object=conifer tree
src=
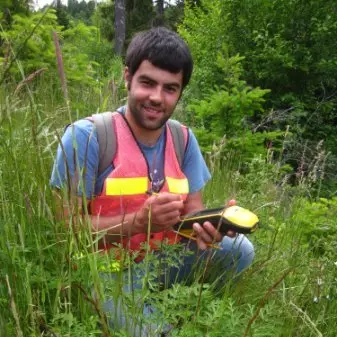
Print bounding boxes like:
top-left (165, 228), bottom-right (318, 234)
top-left (126, 0), bottom-right (154, 37)
top-left (114, 0), bottom-right (125, 55)
top-left (153, 0), bottom-right (164, 26)
top-left (55, 0), bottom-right (69, 29)
top-left (0, 0), bottom-right (32, 26)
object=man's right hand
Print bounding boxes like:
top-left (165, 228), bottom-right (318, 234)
top-left (135, 192), bottom-right (184, 233)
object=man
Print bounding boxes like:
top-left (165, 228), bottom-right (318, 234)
top-left (51, 27), bottom-right (254, 336)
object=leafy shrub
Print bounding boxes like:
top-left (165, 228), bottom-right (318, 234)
top-left (180, 0), bottom-right (337, 188)
top-left (0, 10), bottom-right (61, 78)
top-left (0, 10), bottom-right (112, 96)
top-left (186, 44), bottom-right (270, 150)
top-left (179, 0), bottom-right (232, 100)
top-left (62, 22), bottom-right (110, 87)
top-left (293, 197), bottom-right (337, 258)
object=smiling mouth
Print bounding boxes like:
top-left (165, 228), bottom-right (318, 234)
top-left (143, 105), bottom-right (163, 117)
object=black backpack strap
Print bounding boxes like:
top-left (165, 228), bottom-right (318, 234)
top-left (167, 119), bottom-right (189, 168)
top-left (92, 111), bottom-right (117, 176)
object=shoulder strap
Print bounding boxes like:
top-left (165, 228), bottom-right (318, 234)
top-left (167, 119), bottom-right (189, 168)
top-left (92, 111), bottom-right (116, 176)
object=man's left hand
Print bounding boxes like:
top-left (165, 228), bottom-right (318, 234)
top-left (192, 221), bottom-right (237, 250)
top-left (192, 199), bottom-right (237, 250)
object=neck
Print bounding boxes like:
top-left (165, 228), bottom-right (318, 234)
top-left (125, 106), bottom-right (163, 146)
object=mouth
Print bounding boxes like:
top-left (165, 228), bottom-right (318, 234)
top-left (143, 105), bottom-right (164, 119)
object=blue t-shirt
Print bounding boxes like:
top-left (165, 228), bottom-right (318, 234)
top-left (50, 117), bottom-right (211, 198)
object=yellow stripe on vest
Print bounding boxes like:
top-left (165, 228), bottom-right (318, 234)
top-left (106, 177), bottom-right (148, 195)
top-left (166, 177), bottom-right (189, 194)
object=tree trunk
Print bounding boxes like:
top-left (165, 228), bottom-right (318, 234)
top-left (157, 0), bottom-right (164, 17)
top-left (114, 0), bottom-right (126, 55)
top-left (153, 0), bottom-right (164, 26)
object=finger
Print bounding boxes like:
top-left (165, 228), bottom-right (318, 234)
top-left (155, 210), bottom-right (182, 225)
top-left (153, 200), bottom-right (184, 214)
top-left (225, 230), bottom-right (237, 238)
top-left (155, 193), bottom-right (182, 205)
top-left (202, 221), bottom-right (223, 242)
top-left (196, 237), bottom-right (207, 250)
top-left (145, 192), bottom-right (180, 207)
top-left (227, 199), bottom-right (236, 207)
top-left (144, 194), bottom-right (160, 206)
top-left (192, 222), bottom-right (213, 244)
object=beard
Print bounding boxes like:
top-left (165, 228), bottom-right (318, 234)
top-left (128, 96), bottom-right (172, 131)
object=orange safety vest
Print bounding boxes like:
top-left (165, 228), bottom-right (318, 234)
top-left (90, 112), bottom-right (189, 255)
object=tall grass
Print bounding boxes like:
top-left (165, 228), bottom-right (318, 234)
top-left (0, 76), bottom-right (336, 337)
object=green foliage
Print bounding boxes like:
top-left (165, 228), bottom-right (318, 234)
top-left (62, 22), bottom-right (106, 86)
top-left (0, 0), bottom-right (31, 27)
top-left (155, 289), bottom-right (284, 337)
top-left (55, 0), bottom-right (70, 29)
top-left (51, 313), bottom-right (101, 336)
top-left (204, 153), bottom-right (284, 210)
top-left (197, 130), bottom-right (290, 170)
top-left (95, 0), bottom-right (155, 44)
top-left (92, 0), bottom-right (115, 41)
top-left (227, 0), bottom-right (337, 97)
top-left (186, 44), bottom-right (270, 157)
top-left (243, 0), bottom-right (337, 149)
top-left (125, 0), bottom-right (154, 39)
top-left (163, 1), bottom-right (185, 30)
top-left (0, 9), bottom-right (112, 105)
top-left (180, 0), bottom-right (337, 189)
top-left (294, 197), bottom-right (337, 258)
top-left (179, 1), bottom-right (271, 169)
top-left (67, 0), bottom-right (96, 25)
top-left (189, 82), bottom-right (269, 139)
top-left (0, 10), bottom-right (61, 77)
top-left (1, 80), bottom-right (337, 336)
top-left (243, 0), bottom-right (337, 151)
top-left (1, 1), bottom-right (337, 336)
top-left (179, 0), bottom-right (231, 99)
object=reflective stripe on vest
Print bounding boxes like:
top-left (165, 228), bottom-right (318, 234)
top-left (105, 176), bottom-right (189, 196)
top-left (106, 177), bottom-right (148, 195)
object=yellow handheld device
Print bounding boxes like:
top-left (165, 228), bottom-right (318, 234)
top-left (175, 205), bottom-right (259, 234)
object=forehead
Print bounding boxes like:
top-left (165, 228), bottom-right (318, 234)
top-left (135, 60), bottom-right (183, 86)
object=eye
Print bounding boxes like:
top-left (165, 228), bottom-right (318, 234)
top-left (139, 79), bottom-right (153, 87)
top-left (165, 86), bottom-right (178, 93)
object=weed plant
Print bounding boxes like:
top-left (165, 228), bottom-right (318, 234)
top-left (0, 77), bottom-right (336, 337)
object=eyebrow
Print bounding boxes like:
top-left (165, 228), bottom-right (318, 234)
top-left (138, 75), bottom-right (181, 89)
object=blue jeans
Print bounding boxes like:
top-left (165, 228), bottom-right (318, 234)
top-left (102, 234), bottom-right (254, 336)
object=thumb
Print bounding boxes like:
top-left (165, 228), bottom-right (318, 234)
top-left (227, 199), bottom-right (237, 207)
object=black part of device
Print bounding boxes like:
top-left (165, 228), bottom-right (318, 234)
top-left (174, 206), bottom-right (259, 234)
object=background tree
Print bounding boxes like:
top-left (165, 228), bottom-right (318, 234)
top-left (179, 0), bottom-right (337, 192)
top-left (114, 0), bottom-right (125, 55)
top-left (67, 0), bottom-right (96, 25)
top-left (164, 0), bottom-right (185, 30)
top-left (153, 0), bottom-right (164, 26)
top-left (0, 0), bottom-right (32, 26)
top-left (93, 1), bottom-right (115, 41)
top-left (54, 0), bottom-right (70, 29)
top-left (125, 0), bottom-right (154, 39)
top-left (94, 0), bottom-right (155, 48)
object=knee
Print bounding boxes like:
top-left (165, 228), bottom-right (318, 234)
top-left (238, 235), bottom-right (255, 266)
top-left (220, 234), bottom-right (255, 272)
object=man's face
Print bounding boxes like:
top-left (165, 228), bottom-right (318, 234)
top-left (125, 60), bottom-right (183, 131)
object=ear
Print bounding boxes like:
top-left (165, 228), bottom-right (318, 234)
top-left (124, 66), bottom-right (131, 90)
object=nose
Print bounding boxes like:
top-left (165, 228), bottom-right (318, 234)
top-left (149, 86), bottom-right (163, 105)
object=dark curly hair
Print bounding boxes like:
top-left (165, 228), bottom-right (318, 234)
top-left (125, 27), bottom-right (193, 89)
